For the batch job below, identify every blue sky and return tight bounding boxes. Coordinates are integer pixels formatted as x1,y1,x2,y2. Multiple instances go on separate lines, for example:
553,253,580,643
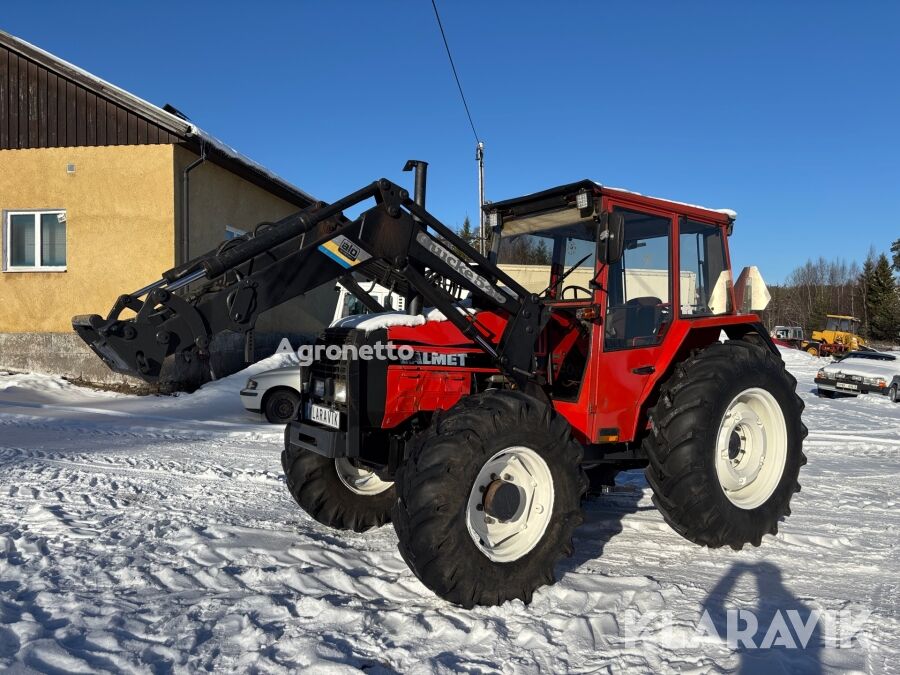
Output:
4,1,898,281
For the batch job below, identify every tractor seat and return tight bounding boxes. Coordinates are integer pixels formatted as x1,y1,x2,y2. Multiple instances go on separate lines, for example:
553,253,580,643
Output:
605,296,663,348
626,296,662,341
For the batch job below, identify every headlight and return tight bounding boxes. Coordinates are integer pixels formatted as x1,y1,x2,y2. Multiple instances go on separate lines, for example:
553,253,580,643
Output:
816,370,825,379
313,378,325,398
334,381,347,403
246,378,257,390
863,376,887,387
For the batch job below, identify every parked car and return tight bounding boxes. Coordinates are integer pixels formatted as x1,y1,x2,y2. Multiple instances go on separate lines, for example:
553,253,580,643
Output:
242,282,402,423
241,366,307,423
814,351,900,400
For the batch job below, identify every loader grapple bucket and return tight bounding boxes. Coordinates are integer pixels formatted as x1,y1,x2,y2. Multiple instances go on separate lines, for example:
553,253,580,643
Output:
72,314,166,381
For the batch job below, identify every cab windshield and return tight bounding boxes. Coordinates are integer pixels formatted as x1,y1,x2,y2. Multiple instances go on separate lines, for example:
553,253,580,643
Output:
496,209,596,299
825,317,859,332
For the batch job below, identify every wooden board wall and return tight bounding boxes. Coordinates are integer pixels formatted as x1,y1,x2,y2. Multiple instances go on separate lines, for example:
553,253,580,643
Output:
0,44,179,150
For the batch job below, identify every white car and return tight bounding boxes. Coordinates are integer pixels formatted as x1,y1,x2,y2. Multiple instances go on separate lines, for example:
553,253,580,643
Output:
241,282,401,423
814,351,900,401
240,365,307,423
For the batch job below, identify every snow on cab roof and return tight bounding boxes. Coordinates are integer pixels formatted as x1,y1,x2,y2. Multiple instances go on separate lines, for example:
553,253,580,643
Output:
601,184,737,221
488,180,736,223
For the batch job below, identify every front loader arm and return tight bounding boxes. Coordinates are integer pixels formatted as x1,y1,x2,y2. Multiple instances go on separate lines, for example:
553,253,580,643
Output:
73,179,546,384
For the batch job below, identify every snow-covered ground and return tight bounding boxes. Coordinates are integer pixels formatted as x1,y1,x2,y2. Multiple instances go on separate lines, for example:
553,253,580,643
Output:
0,349,897,673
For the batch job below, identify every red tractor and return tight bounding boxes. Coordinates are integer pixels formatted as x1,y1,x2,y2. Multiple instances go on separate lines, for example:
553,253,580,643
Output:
74,167,806,607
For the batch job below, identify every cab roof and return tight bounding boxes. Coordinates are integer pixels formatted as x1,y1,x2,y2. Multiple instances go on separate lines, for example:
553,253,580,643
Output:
485,179,736,226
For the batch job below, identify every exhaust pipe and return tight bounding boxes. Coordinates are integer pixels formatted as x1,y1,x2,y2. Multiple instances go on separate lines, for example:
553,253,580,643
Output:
403,159,428,315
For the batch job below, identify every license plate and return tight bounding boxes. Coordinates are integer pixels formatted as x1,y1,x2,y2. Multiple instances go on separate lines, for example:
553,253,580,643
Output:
836,382,857,390
309,403,341,429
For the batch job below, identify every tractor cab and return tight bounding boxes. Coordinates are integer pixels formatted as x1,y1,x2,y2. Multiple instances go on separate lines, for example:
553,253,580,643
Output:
486,180,757,444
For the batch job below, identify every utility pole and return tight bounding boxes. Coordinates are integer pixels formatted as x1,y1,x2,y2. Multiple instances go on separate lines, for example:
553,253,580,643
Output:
476,141,485,255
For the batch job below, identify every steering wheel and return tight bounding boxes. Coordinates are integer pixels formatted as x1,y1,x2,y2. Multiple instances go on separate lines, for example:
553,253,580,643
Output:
561,285,592,299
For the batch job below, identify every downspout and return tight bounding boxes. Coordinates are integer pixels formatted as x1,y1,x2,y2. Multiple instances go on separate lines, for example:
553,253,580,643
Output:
181,142,206,264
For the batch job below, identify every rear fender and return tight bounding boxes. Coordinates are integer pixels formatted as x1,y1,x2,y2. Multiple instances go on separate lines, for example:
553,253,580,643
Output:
632,318,773,441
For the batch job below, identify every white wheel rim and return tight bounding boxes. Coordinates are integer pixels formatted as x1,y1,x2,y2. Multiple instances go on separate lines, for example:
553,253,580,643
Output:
465,446,555,563
335,458,394,496
714,387,788,510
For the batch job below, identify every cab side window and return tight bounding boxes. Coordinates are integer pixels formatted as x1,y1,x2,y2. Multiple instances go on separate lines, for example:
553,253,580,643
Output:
678,219,731,316
604,209,672,350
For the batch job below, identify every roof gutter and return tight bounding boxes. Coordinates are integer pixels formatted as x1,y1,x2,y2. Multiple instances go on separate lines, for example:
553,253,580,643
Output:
181,141,206,264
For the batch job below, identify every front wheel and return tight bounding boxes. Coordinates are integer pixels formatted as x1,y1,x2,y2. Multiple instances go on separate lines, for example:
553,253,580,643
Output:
890,385,899,404
392,391,587,608
644,340,807,550
282,442,395,532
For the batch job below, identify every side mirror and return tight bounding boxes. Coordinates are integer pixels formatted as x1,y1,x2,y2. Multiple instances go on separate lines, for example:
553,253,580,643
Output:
598,211,625,265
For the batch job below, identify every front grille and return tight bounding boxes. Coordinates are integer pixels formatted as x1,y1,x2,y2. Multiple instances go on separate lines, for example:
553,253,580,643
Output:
309,327,356,408
322,326,356,343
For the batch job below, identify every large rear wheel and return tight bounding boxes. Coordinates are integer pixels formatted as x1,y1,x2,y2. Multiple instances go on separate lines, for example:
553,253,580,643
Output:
644,340,807,549
392,390,587,607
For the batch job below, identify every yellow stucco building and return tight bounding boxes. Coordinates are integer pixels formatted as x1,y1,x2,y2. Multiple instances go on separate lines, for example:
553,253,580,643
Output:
0,30,336,387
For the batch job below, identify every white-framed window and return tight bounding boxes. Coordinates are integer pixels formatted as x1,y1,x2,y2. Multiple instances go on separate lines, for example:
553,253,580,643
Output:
225,225,247,240
3,210,67,272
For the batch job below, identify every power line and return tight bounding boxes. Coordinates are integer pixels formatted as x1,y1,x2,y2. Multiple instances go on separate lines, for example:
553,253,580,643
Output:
430,0,480,143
